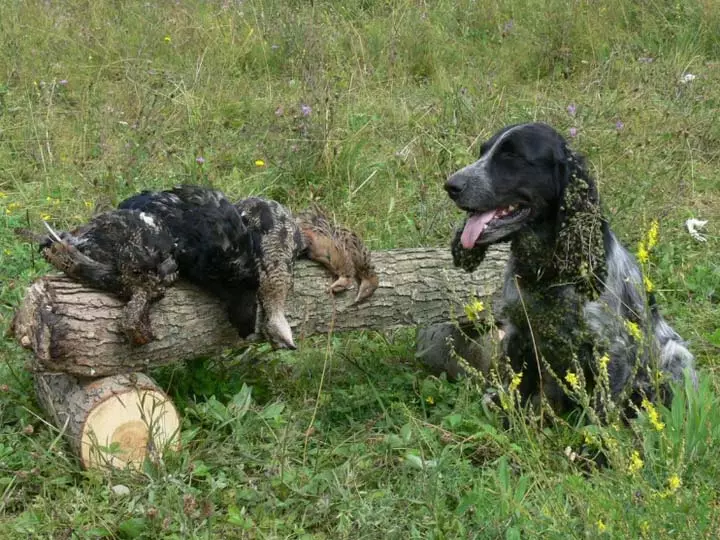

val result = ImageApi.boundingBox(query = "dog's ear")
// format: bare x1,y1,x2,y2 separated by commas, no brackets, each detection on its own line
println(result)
451,221,489,272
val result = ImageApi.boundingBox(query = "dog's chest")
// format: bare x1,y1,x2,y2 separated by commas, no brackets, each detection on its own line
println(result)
502,281,595,369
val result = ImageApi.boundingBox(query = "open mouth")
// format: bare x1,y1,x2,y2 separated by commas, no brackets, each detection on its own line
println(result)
460,205,531,248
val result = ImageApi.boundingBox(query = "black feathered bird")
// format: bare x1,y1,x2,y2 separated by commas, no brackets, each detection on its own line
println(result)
118,185,261,340
16,210,178,345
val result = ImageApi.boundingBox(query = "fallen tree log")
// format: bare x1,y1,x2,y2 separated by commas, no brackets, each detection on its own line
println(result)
12,246,509,377
34,372,180,469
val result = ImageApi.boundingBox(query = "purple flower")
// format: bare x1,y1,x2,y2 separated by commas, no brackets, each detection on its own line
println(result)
58,79,68,85
275,106,284,117
567,103,576,117
503,20,514,34
300,104,312,117
615,120,624,131
196,156,205,165
569,127,578,138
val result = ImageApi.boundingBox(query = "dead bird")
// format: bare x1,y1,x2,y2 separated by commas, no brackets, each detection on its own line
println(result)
15,210,178,346
294,209,379,304
118,185,260,340
235,197,304,350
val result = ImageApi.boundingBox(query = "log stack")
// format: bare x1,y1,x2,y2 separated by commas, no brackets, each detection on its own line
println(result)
11,246,509,469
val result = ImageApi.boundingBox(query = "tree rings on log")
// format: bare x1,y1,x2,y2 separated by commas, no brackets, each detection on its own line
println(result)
33,372,180,470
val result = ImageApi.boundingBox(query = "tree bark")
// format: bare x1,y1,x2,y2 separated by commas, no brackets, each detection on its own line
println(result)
33,372,180,470
12,246,509,377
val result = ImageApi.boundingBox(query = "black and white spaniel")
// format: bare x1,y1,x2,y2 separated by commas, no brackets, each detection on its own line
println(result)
446,122,696,415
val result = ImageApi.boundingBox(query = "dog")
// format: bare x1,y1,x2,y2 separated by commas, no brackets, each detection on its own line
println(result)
445,122,696,416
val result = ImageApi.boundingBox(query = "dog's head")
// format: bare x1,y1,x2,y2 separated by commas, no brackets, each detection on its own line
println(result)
445,123,579,248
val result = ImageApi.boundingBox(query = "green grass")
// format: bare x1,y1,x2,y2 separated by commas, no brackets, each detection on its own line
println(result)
1,0,719,537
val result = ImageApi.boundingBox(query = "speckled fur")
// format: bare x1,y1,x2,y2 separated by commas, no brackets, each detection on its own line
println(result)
295,209,379,304
446,123,696,416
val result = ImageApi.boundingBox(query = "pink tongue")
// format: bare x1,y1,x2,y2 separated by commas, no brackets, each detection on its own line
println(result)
461,210,498,249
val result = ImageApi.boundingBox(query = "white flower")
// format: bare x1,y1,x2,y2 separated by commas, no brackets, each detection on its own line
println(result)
686,218,708,242
680,73,697,84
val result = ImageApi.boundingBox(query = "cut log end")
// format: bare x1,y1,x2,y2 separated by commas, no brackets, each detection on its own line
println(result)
34,372,180,470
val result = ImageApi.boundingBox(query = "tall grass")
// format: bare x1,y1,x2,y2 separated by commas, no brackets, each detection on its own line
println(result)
1,0,718,537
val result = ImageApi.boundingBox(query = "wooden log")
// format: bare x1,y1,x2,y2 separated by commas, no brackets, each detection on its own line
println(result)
12,246,509,377
33,372,180,470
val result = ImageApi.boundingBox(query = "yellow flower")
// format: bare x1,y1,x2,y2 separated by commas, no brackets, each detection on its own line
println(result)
464,298,485,322
6,202,21,214
0,192,7,199
642,398,665,431
164,35,171,43
643,274,654,293
509,371,523,392
3,249,11,255
667,474,681,492
636,242,649,264
425,395,435,405
254,159,265,167
564,371,580,391
646,220,659,250
640,521,650,536
84,200,93,208
597,519,607,533
41,213,52,221
598,353,610,372
625,320,643,342
628,450,643,474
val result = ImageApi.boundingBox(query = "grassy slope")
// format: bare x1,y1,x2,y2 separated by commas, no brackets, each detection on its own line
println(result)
1,0,719,538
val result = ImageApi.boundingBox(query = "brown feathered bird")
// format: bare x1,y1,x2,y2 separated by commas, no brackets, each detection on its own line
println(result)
295,209,379,304
235,197,304,349
16,210,178,345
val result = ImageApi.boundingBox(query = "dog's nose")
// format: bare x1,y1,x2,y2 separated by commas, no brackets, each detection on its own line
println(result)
444,174,466,200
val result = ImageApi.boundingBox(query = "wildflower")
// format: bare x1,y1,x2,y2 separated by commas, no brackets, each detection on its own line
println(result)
3,249,11,255
195,156,205,165
164,35,172,43
638,57,654,63
567,103,577,116
59,79,68,85
646,220,659,250
667,474,681,492
254,159,265,167
271,44,279,50
615,120,624,131
275,106,284,116
300,104,312,117
0,192,6,199
643,274,654,293
636,241,649,263
642,398,665,431
628,450,643,474
41,213,52,221
569,127,578,138
640,521,650,536
425,395,435,405
84,200,93,208
597,520,607,533
6,202,21,214
564,371,580,391
598,353,610,372
509,371,523,392
464,298,485,322
625,321,643,342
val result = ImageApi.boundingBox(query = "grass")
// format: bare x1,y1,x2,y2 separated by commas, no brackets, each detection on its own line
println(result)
1,0,719,537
